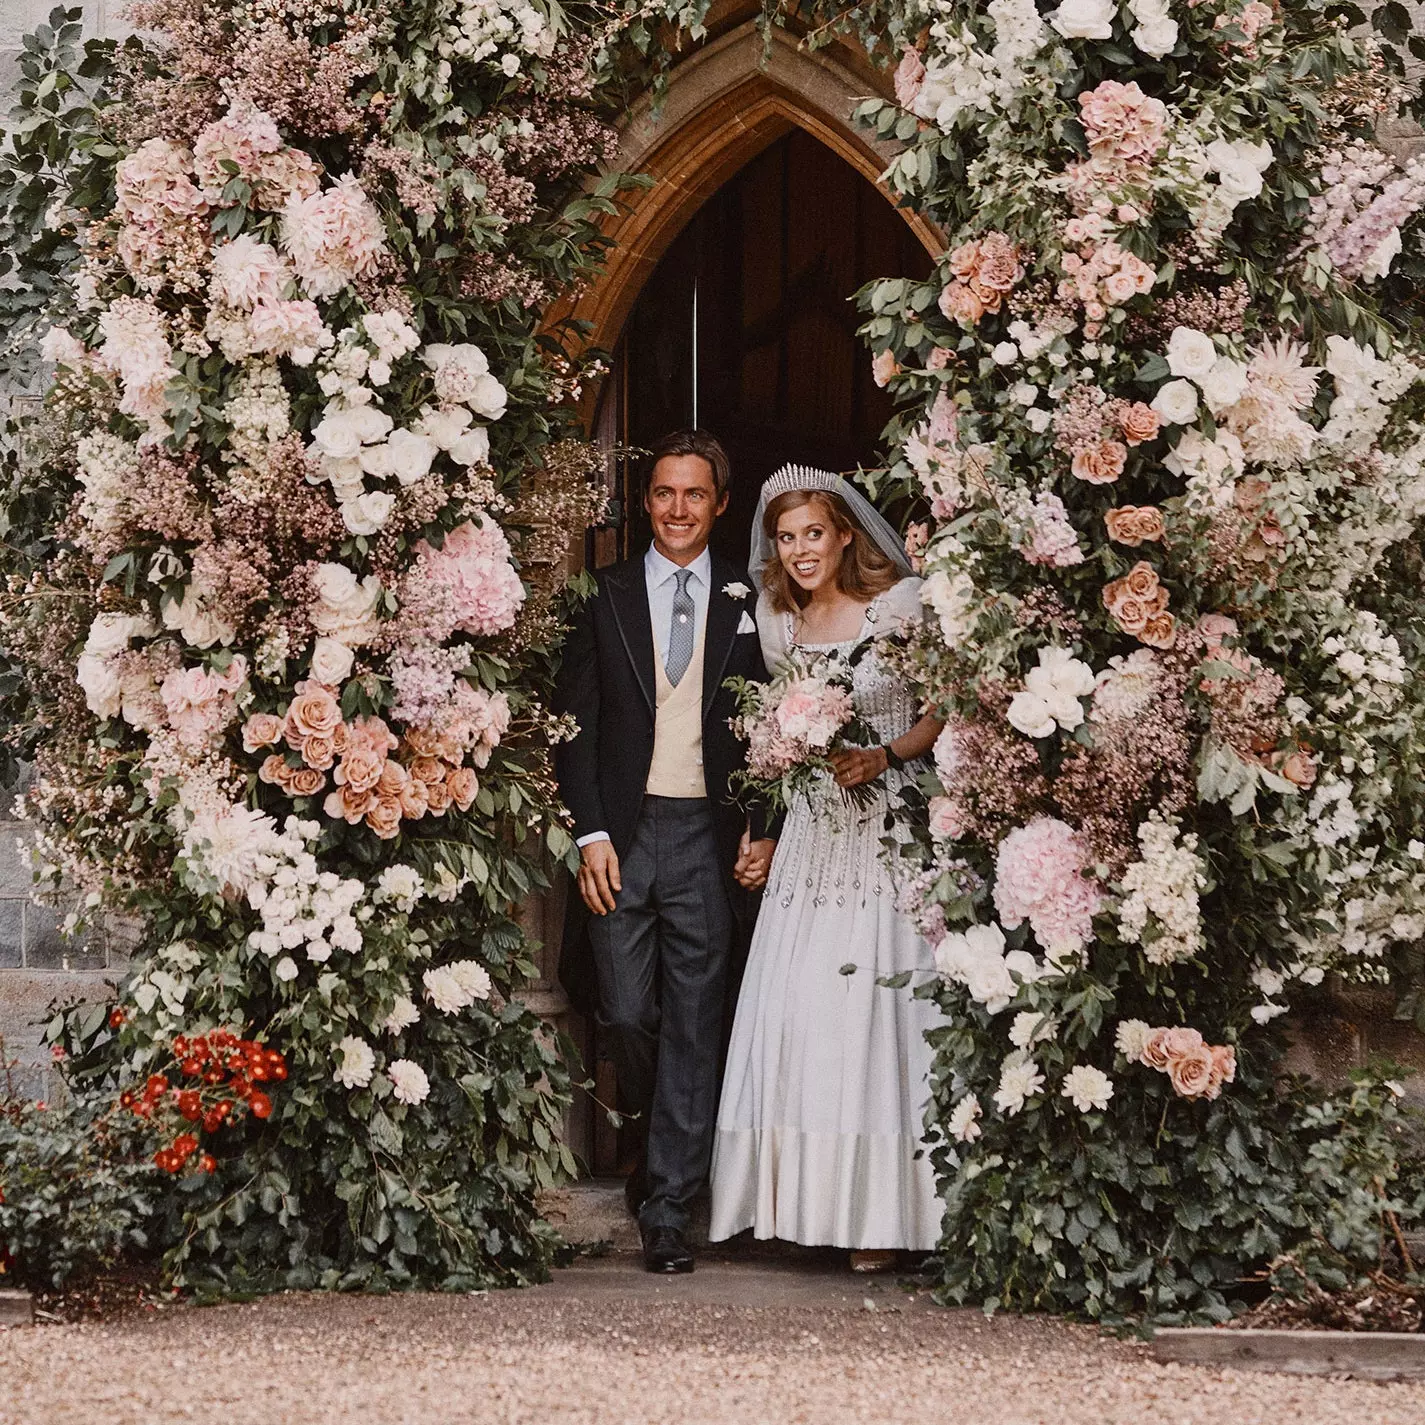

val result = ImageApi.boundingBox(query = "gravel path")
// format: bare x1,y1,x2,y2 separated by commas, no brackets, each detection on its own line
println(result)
3,1256,1424,1424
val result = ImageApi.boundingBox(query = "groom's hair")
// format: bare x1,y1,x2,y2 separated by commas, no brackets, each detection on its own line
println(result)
645,429,731,502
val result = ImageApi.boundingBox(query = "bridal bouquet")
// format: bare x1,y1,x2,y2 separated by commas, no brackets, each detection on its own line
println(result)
728,652,877,813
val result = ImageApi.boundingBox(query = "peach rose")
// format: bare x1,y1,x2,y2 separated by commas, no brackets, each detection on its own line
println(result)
301,734,337,771
1071,439,1127,485
426,780,452,815
258,754,294,788
285,682,342,743
243,713,284,752
1163,1026,1205,1057
365,795,403,839
947,240,981,280
1167,1043,1216,1099
1105,588,1150,635
1207,1044,1237,1100
968,278,1004,313
1123,561,1160,599
1196,613,1238,651
336,745,385,794
939,280,985,325
1104,505,1164,546
332,722,350,755
1140,611,1178,649
348,714,398,755
323,784,374,825
378,759,410,796
1141,1028,1174,1071
287,767,326,797
1279,748,1317,789
409,755,445,786
1119,402,1160,446
448,767,479,811
974,234,1024,292
927,346,953,371
404,725,442,759
872,349,899,388
398,776,430,819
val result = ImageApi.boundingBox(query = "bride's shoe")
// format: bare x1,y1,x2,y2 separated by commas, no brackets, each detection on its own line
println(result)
849,1249,898,1274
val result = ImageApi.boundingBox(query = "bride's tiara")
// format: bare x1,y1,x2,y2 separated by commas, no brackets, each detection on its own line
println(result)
761,463,844,499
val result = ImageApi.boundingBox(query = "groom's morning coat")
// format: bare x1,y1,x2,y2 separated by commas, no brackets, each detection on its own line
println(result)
554,549,775,1013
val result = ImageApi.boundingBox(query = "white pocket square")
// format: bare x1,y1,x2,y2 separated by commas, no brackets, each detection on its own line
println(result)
737,611,757,635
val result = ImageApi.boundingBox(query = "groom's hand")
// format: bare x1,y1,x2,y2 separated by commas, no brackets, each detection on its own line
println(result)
734,829,776,890
578,841,622,915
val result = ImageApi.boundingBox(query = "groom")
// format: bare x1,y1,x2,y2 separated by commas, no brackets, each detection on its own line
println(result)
555,429,776,1274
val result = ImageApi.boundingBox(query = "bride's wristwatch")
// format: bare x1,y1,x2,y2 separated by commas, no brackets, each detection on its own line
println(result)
882,743,906,772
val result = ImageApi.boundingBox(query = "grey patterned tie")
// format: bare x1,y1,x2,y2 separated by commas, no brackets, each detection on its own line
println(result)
665,568,695,686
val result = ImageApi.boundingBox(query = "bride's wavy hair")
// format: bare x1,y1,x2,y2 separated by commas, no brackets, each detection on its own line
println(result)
761,489,900,613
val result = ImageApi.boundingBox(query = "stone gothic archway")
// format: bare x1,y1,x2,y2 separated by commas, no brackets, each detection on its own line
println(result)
559,21,942,360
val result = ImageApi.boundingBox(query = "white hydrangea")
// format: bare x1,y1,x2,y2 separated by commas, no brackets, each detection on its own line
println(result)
1117,816,1207,965
388,1058,431,1106
334,1035,376,1089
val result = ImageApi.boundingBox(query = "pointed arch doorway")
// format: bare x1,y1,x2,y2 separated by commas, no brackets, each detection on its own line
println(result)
602,126,935,566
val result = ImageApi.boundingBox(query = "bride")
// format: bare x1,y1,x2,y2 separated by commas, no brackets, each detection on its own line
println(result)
709,465,945,1269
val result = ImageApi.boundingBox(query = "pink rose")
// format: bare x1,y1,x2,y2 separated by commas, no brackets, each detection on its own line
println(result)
1167,1043,1216,1099
243,712,284,752
894,47,926,109
928,795,965,841
447,767,479,811
938,280,985,325
1197,613,1239,650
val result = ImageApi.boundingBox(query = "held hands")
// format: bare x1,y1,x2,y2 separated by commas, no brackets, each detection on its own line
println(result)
734,827,776,891
578,840,622,916
828,746,889,789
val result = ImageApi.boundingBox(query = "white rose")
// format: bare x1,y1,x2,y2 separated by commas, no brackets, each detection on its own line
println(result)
1150,378,1199,425
1050,0,1115,38
1165,327,1218,381
163,583,236,649
468,373,508,421
386,428,439,485
413,405,472,450
341,491,397,536
311,404,394,460
448,426,491,467
1008,690,1057,738
83,611,150,659
367,358,392,387
991,341,1020,366
1197,357,1249,414
1026,407,1053,434
275,956,299,982
357,443,396,479
311,563,384,646
309,637,355,686
1131,16,1177,56
424,342,489,378
76,652,122,718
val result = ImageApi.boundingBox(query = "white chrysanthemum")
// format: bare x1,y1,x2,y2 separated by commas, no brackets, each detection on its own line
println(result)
388,1058,430,1106
383,994,420,1036
1114,1019,1153,1064
948,1094,983,1143
334,1035,376,1089
992,1055,1045,1116
1008,1010,1058,1050
448,960,493,1003
180,803,282,898
423,965,470,1015
1061,1064,1114,1113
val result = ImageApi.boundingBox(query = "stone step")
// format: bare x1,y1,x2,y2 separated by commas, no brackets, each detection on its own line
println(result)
0,1289,33,1328
1152,1327,1425,1381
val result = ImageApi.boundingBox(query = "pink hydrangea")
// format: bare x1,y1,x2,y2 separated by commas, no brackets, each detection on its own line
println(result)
993,817,1102,957
1077,81,1169,164
281,175,388,299
160,656,248,750
193,100,321,209
97,297,177,424
403,518,526,641
1019,492,1086,568
113,138,209,282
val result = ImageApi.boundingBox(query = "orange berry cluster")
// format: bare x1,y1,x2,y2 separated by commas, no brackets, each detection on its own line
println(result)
117,1028,287,1175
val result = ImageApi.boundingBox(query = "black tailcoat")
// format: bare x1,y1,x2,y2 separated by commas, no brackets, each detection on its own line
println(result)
554,550,774,1013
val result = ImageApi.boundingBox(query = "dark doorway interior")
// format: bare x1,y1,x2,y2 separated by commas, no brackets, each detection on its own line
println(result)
604,127,935,567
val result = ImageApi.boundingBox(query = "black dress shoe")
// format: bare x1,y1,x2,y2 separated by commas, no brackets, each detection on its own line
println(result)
641,1224,694,1274
624,1164,649,1218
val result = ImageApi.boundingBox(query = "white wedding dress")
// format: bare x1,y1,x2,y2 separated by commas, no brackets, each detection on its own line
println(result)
709,577,944,1251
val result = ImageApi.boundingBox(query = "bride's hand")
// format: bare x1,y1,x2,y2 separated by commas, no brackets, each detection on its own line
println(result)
828,747,889,789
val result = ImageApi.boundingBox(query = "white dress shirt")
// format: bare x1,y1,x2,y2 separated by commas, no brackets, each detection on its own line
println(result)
575,545,713,849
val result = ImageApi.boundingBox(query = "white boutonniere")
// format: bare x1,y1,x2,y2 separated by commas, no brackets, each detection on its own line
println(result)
723,581,751,600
